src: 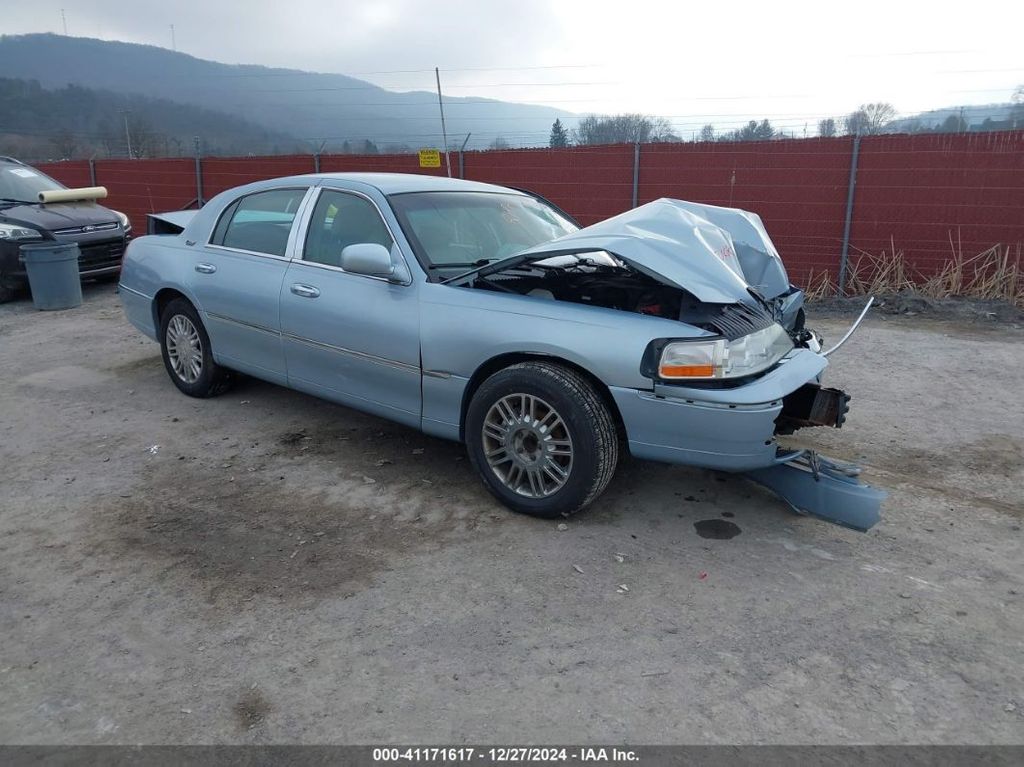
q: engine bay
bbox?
[467,258,786,340]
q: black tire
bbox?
[466,361,619,518]
[0,272,21,303]
[158,297,232,398]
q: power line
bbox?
[198,64,602,78]
[250,81,619,93]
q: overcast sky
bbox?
[6,0,1023,136]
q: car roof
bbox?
[273,172,523,196]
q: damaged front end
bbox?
[453,198,885,531]
[776,383,851,434]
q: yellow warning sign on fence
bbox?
[418,149,442,168]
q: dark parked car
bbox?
[0,156,131,302]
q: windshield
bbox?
[388,191,577,272]
[0,164,67,203]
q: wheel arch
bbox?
[459,352,627,444]
[152,287,193,333]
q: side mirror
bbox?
[340,243,395,278]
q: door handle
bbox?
[195,263,217,274]
[290,283,321,298]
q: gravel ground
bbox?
[1,285,1022,744]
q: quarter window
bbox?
[303,190,394,267]
[211,188,307,257]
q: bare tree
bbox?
[49,128,78,159]
[96,120,123,158]
[843,103,897,135]
[127,114,162,158]
[720,119,775,142]
[488,137,511,150]
[698,124,716,142]
[572,114,679,145]
[938,113,968,134]
[1011,85,1024,129]
[817,118,837,138]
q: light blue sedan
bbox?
[119,173,884,529]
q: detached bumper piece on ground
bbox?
[747,450,886,532]
[750,357,883,531]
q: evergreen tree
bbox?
[549,118,569,148]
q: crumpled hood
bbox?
[505,198,791,304]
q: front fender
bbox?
[418,282,704,391]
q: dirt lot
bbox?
[1,285,1022,744]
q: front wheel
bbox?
[158,298,232,398]
[466,361,619,518]
[0,272,21,303]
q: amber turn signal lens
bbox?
[659,364,715,378]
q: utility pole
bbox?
[435,67,452,178]
[194,136,204,206]
[60,9,68,35]
[170,24,176,52]
[458,133,472,179]
[120,110,134,159]
[838,135,862,295]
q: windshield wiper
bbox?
[0,197,37,205]
[440,254,532,285]
[428,258,497,270]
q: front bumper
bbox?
[611,346,885,530]
[610,348,828,472]
[2,235,126,281]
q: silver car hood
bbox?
[495,198,791,304]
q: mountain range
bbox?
[0,34,573,155]
[1,33,1017,162]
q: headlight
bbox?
[112,210,132,233]
[656,324,793,380]
[0,222,43,241]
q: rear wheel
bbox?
[158,298,232,397]
[466,361,618,518]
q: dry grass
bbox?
[845,237,917,295]
[803,268,836,301]
[823,234,1023,306]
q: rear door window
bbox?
[211,188,307,257]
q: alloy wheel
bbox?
[165,314,203,384]
[482,393,573,498]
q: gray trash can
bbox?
[19,242,83,311]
